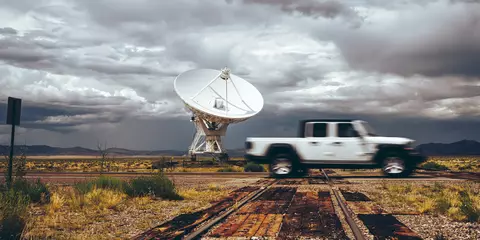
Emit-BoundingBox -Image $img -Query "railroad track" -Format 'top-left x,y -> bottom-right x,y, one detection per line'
133,169 -> 433,239
132,170 -> 372,240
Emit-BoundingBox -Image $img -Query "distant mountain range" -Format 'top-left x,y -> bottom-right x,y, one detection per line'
414,140 -> 480,156
0,140 -> 479,157
0,145 -> 247,157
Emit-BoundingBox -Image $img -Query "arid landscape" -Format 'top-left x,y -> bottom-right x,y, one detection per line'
0,147 -> 479,239
2,0 -> 480,239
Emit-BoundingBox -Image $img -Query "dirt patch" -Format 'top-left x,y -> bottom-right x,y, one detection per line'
358,214 -> 422,240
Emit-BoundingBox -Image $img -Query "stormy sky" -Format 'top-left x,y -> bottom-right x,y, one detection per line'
1,0 -> 480,150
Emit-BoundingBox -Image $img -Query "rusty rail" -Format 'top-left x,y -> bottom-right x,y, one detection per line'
321,169 -> 366,240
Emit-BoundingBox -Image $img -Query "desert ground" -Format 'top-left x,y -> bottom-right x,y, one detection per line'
0,155 -> 479,239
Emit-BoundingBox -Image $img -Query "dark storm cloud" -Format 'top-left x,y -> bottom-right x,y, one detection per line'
226,108 -> 480,147
0,34 -> 163,76
0,27 -> 17,35
5,103 -> 480,151
90,107 -> 479,150
326,0 -> 480,77
0,100 -> 126,133
77,0 -> 276,47
0,37 -> 55,63
0,101 -> 91,122
240,0 -> 361,19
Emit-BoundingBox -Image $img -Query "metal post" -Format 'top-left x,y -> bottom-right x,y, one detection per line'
7,111 -> 15,189
5,97 -> 21,189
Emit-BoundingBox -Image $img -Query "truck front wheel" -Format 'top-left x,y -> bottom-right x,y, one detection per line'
269,153 -> 294,178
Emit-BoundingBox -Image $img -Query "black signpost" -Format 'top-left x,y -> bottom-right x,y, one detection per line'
6,97 -> 22,189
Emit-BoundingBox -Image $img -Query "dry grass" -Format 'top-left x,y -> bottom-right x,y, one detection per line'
23,182 -> 231,239
367,182 -> 480,222
0,156 -> 249,173
420,156 -> 480,172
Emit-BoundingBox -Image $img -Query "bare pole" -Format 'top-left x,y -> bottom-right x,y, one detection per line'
7,121 -> 15,189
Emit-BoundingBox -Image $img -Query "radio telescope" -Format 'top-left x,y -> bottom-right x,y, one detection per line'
174,67 -> 264,161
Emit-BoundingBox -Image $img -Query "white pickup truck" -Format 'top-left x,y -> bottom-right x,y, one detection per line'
244,119 -> 426,178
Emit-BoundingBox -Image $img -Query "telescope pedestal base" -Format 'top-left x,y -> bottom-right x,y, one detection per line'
188,117 -> 230,162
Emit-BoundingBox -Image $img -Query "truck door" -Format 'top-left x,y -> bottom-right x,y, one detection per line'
295,122 -> 329,162
328,122 -> 370,161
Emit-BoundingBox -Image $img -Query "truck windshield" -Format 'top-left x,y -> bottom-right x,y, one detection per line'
361,122 -> 377,136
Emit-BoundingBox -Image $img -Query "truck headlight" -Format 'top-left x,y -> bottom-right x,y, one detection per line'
404,141 -> 414,150
245,141 -> 253,150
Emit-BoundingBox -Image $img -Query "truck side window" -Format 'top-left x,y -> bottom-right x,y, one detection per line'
312,123 -> 327,137
337,123 -> 358,138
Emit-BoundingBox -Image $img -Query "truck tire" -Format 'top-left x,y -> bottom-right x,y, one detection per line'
269,153 -> 294,178
381,152 -> 413,178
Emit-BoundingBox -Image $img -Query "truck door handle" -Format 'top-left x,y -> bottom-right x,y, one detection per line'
331,142 -> 342,145
309,141 -> 319,145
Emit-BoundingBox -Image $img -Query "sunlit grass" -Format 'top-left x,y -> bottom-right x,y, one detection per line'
372,182 -> 480,222
420,156 -> 480,172
0,156 -> 251,173
24,176 -> 231,239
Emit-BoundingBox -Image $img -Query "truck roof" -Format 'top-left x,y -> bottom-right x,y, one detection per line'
299,119 -> 355,123
297,119 -> 356,137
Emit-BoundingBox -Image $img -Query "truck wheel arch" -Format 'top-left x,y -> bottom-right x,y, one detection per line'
372,144 -> 408,164
266,144 -> 302,164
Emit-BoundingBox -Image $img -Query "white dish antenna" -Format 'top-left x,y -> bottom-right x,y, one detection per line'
174,67 -> 264,160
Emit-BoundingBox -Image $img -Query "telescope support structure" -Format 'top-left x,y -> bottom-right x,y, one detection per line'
188,115 -> 230,162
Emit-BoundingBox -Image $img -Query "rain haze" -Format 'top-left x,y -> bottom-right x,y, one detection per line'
1,0 -> 480,150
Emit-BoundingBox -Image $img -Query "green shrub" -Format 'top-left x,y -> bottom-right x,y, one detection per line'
74,176 -> 127,194
243,162 -> 265,172
0,189 -> 30,239
459,190 -> 479,222
422,162 -> 449,171
217,166 -> 243,172
7,178 -> 50,204
72,174 -> 182,201
125,173 -> 182,200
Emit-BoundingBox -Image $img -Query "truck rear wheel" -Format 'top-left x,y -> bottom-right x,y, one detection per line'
381,152 -> 413,178
269,153 -> 294,178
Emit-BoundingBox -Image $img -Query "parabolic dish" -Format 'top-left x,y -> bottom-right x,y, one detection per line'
174,68 -> 264,120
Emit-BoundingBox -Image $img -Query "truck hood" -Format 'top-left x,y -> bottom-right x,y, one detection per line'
364,136 -> 413,145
